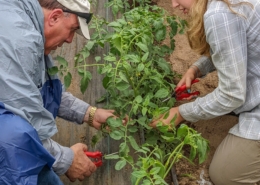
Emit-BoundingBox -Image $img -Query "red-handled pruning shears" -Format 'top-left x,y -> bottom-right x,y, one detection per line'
85,151 -> 119,167
163,79 -> 200,102
85,151 -> 103,167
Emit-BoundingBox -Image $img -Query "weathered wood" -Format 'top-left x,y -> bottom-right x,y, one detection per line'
51,1 -> 134,184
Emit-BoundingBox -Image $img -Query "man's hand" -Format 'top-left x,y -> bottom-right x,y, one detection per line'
65,143 -> 97,182
150,107 -> 184,128
92,108 -> 115,129
84,107 -> 128,130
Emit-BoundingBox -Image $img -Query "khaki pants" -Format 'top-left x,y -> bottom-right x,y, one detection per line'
209,134 -> 260,185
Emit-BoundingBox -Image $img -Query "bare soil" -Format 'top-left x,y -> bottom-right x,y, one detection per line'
157,1 -> 239,184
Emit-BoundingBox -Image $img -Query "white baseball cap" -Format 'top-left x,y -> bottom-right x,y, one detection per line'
57,0 -> 92,39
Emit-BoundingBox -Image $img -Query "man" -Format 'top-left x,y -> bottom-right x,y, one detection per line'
0,0 -> 115,184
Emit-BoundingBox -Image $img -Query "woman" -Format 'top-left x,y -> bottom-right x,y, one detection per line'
152,0 -> 260,184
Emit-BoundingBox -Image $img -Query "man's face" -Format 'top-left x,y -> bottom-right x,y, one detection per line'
43,9 -> 80,55
171,0 -> 195,14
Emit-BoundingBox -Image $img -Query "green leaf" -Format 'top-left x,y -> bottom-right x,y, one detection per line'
142,107 -> 147,116
153,162 -> 166,177
124,155 -> 133,163
107,117 -> 122,127
80,72 -> 89,94
141,52 -> 149,62
126,54 -> 140,63
95,95 -> 106,103
77,68 -> 84,77
115,160 -> 126,170
169,39 -> 175,50
136,42 -> 148,52
56,56 -> 68,67
142,179 -> 151,185
170,21 -> 178,37
64,72 -> 72,89
154,179 -> 166,185
197,139 -> 208,164
112,37 -> 122,52
91,133 -> 102,148
161,135 -> 175,142
48,66 -> 58,75
156,124 -> 169,133
189,146 -> 197,161
154,89 -> 169,98
102,76 -> 110,89
116,81 -> 130,91
137,63 -> 145,72
110,130 -> 123,140
143,94 -> 151,106
131,170 -> 147,178
104,55 -> 117,62
104,154 -> 120,160
137,116 -> 147,126
128,126 -> 138,133
117,19 -> 127,25
150,167 -> 161,175
86,41 -> 95,50
132,104 -> 139,115
95,56 -> 101,62
128,136 -> 140,150
123,62 -> 132,71
108,21 -> 122,28
157,58 -> 171,73
81,50 -> 90,59
155,26 -> 166,41
119,72 -> 128,82
177,124 -> 189,139
119,143 -> 130,155
134,95 -> 143,103
153,20 -> 164,30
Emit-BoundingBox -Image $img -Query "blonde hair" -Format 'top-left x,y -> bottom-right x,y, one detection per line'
187,0 -> 251,56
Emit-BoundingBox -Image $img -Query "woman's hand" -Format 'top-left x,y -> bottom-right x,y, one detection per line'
177,65 -> 199,91
150,107 -> 184,128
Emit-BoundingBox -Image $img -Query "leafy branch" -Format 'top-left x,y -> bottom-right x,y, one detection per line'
52,1 -> 209,184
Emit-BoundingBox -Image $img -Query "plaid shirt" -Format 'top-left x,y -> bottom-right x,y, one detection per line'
179,0 -> 260,140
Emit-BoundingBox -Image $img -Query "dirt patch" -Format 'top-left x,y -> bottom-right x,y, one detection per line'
157,0 -> 238,184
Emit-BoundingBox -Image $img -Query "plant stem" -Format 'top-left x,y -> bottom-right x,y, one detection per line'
113,59 -> 121,84
76,64 -> 104,68
163,142 -> 184,179
124,69 -> 138,96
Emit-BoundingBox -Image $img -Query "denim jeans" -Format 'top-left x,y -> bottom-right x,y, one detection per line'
37,166 -> 64,185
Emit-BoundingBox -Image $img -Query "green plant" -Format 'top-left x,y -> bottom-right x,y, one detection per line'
51,2 -> 209,184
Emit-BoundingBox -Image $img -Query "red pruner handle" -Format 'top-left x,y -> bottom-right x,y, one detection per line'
175,79 -> 200,93
85,151 -> 102,157
85,151 -> 103,167
176,91 -> 200,101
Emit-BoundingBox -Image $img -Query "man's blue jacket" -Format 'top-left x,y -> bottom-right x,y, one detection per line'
0,102 -> 55,185
0,0 -> 90,180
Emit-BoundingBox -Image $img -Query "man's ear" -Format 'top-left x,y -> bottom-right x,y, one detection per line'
48,9 -> 64,26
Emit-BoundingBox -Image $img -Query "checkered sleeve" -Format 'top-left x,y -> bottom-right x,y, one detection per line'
179,11 -> 247,122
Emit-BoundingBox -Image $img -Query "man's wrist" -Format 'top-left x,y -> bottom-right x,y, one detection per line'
84,106 -> 97,126
88,106 -> 97,126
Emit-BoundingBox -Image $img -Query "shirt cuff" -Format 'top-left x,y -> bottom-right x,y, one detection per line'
42,138 -> 74,175
58,92 -> 90,124
53,146 -> 74,175
193,56 -> 214,77
179,102 -> 200,123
